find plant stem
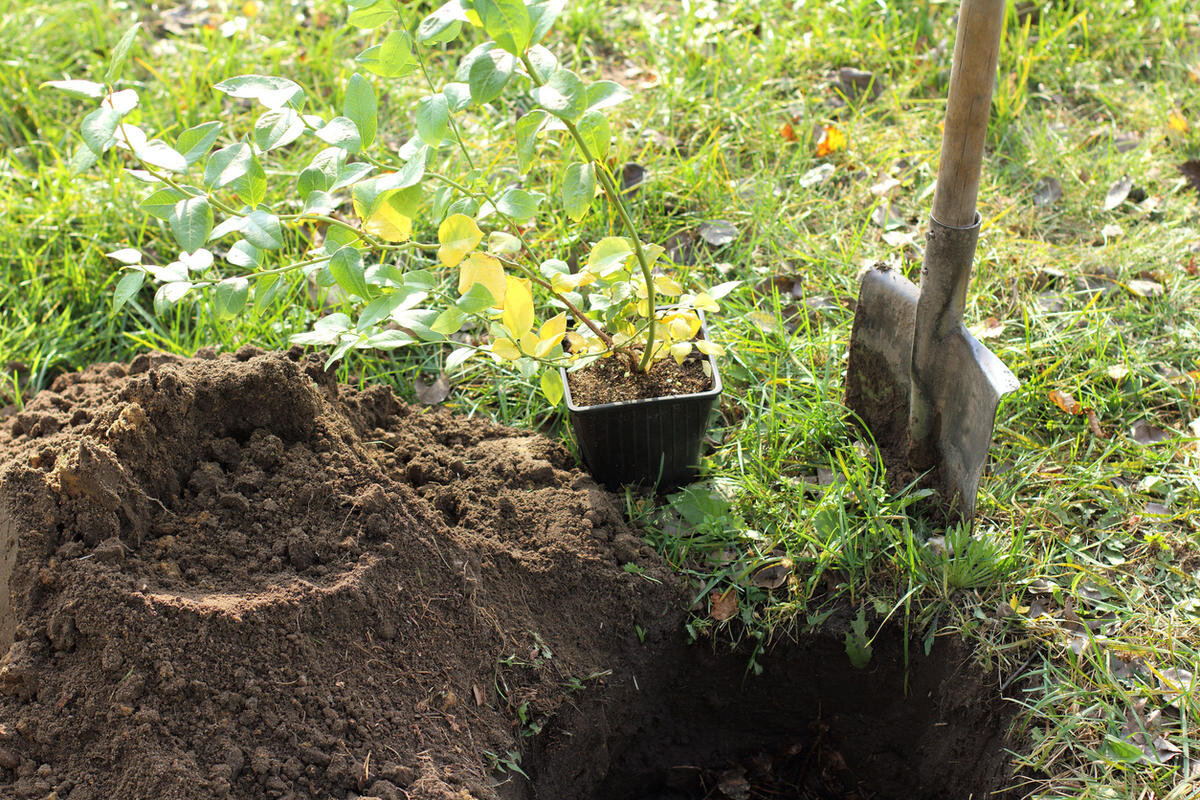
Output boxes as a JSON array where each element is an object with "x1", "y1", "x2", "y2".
[{"x1": 519, "y1": 52, "x2": 658, "y2": 372}]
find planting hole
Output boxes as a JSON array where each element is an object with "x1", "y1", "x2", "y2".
[{"x1": 517, "y1": 627, "x2": 1016, "y2": 800}]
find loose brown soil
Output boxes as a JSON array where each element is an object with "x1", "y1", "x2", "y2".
[
  {"x1": 565, "y1": 356, "x2": 711, "y2": 407},
  {"x1": 0, "y1": 348, "x2": 682, "y2": 800},
  {"x1": 0, "y1": 348, "x2": 1017, "y2": 800}
]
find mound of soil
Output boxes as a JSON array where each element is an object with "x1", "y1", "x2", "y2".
[{"x1": 0, "y1": 348, "x2": 682, "y2": 800}]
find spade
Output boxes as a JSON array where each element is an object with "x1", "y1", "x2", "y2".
[{"x1": 844, "y1": 0, "x2": 1018, "y2": 522}]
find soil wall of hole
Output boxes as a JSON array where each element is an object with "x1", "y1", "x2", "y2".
[{"x1": 514, "y1": 623, "x2": 1020, "y2": 800}]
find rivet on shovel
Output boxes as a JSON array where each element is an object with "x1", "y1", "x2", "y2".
[{"x1": 845, "y1": 0, "x2": 1019, "y2": 522}]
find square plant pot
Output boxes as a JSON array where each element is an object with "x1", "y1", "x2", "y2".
[{"x1": 560, "y1": 316, "x2": 722, "y2": 492}]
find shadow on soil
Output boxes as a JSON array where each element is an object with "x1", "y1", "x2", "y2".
[{"x1": 511, "y1": 624, "x2": 1018, "y2": 800}]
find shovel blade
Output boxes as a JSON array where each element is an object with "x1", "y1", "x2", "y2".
[
  {"x1": 845, "y1": 265, "x2": 1018, "y2": 522},
  {"x1": 845, "y1": 266, "x2": 918, "y2": 459}
]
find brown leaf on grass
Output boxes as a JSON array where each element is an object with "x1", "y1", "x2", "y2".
[
  {"x1": 1106, "y1": 365, "x2": 1130, "y2": 382},
  {"x1": 1086, "y1": 409, "x2": 1109, "y2": 439},
  {"x1": 709, "y1": 588, "x2": 738, "y2": 622},
  {"x1": 698, "y1": 220, "x2": 738, "y2": 247},
  {"x1": 1127, "y1": 279, "x2": 1165, "y2": 298},
  {"x1": 1180, "y1": 160, "x2": 1200, "y2": 195},
  {"x1": 749, "y1": 559, "x2": 793, "y2": 590},
  {"x1": 1049, "y1": 389, "x2": 1083, "y2": 415},
  {"x1": 414, "y1": 374, "x2": 451, "y2": 405},
  {"x1": 1130, "y1": 421, "x2": 1170, "y2": 445},
  {"x1": 1104, "y1": 176, "x2": 1133, "y2": 210},
  {"x1": 798, "y1": 163, "x2": 835, "y2": 188},
  {"x1": 832, "y1": 67, "x2": 885, "y2": 105},
  {"x1": 1033, "y1": 176, "x2": 1063, "y2": 207},
  {"x1": 969, "y1": 317, "x2": 1006, "y2": 339},
  {"x1": 472, "y1": 684, "x2": 486, "y2": 707},
  {"x1": 779, "y1": 121, "x2": 798, "y2": 142}
]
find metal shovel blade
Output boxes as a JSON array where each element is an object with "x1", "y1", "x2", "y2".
[{"x1": 845, "y1": 263, "x2": 1018, "y2": 521}]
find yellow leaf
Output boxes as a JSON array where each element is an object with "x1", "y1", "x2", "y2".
[
  {"x1": 565, "y1": 331, "x2": 587, "y2": 354},
  {"x1": 463, "y1": 8, "x2": 482, "y2": 26},
  {"x1": 241, "y1": 1, "x2": 259, "y2": 17},
  {"x1": 362, "y1": 202, "x2": 412, "y2": 243},
  {"x1": 654, "y1": 275, "x2": 683, "y2": 296},
  {"x1": 538, "y1": 312, "x2": 567, "y2": 345},
  {"x1": 550, "y1": 271, "x2": 593, "y2": 293},
  {"x1": 520, "y1": 330, "x2": 539, "y2": 354},
  {"x1": 491, "y1": 338, "x2": 521, "y2": 361},
  {"x1": 667, "y1": 316, "x2": 694, "y2": 341},
  {"x1": 816, "y1": 123, "x2": 847, "y2": 157},
  {"x1": 663, "y1": 310, "x2": 702, "y2": 339},
  {"x1": 669, "y1": 341, "x2": 692, "y2": 364},
  {"x1": 695, "y1": 339, "x2": 724, "y2": 357},
  {"x1": 1168, "y1": 109, "x2": 1190, "y2": 134},
  {"x1": 438, "y1": 214, "x2": 484, "y2": 268},
  {"x1": 501, "y1": 275, "x2": 534, "y2": 336},
  {"x1": 691, "y1": 292, "x2": 719, "y2": 312},
  {"x1": 458, "y1": 252, "x2": 506, "y2": 305}
]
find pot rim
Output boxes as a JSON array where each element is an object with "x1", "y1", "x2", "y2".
[{"x1": 560, "y1": 311, "x2": 723, "y2": 413}]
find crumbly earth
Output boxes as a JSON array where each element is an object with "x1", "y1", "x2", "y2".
[
  {"x1": 0, "y1": 347, "x2": 682, "y2": 800},
  {"x1": 565, "y1": 355, "x2": 711, "y2": 407}
]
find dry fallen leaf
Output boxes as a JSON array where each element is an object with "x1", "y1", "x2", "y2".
[
  {"x1": 472, "y1": 684, "x2": 486, "y2": 707},
  {"x1": 1127, "y1": 279, "x2": 1165, "y2": 298},
  {"x1": 798, "y1": 163, "x2": 835, "y2": 188},
  {"x1": 1086, "y1": 409, "x2": 1109, "y2": 439},
  {"x1": 1130, "y1": 420, "x2": 1170, "y2": 445},
  {"x1": 969, "y1": 317, "x2": 1006, "y2": 339},
  {"x1": 1104, "y1": 176, "x2": 1133, "y2": 210},
  {"x1": 815, "y1": 123, "x2": 847, "y2": 157},
  {"x1": 749, "y1": 559, "x2": 792, "y2": 590},
  {"x1": 698, "y1": 220, "x2": 738, "y2": 248},
  {"x1": 414, "y1": 373, "x2": 451, "y2": 405},
  {"x1": 716, "y1": 767, "x2": 750, "y2": 800},
  {"x1": 709, "y1": 588, "x2": 738, "y2": 622},
  {"x1": 1167, "y1": 109, "x2": 1190, "y2": 134},
  {"x1": 1033, "y1": 176, "x2": 1063, "y2": 208},
  {"x1": 779, "y1": 121, "x2": 798, "y2": 142},
  {"x1": 1049, "y1": 389, "x2": 1084, "y2": 415},
  {"x1": 1106, "y1": 365, "x2": 1130, "y2": 382}
]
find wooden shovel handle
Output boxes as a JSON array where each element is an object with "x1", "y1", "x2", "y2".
[{"x1": 932, "y1": 0, "x2": 1006, "y2": 228}]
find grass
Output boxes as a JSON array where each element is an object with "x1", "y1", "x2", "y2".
[{"x1": 3, "y1": 0, "x2": 1200, "y2": 797}]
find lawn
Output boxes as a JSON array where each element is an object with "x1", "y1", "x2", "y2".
[{"x1": 2, "y1": 0, "x2": 1199, "y2": 797}]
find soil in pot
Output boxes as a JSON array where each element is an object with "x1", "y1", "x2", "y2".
[
  {"x1": 565, "y1": 355, "x2": 711, "y2": 407},
  {"x1": 0, "y1": 348, "x2": 684, "y2": 800}
]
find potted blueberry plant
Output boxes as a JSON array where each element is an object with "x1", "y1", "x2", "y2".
[{"x1": 53, "y1": 0, "x2": 738, "y2": 489}]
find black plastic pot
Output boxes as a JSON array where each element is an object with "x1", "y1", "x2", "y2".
[{"x1": 560, "y1": 317, "x2": 722, "y2": 492}]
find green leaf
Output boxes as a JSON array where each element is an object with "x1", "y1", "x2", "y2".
[
  {"x1": 358, "y1": 31, "x2": 417, "y2": 78},
  {"x1": 254, "y1": 273, "x2": 282, "y2": 309},
  {"x1": 445, "y1": 347, "x2": 474, "y2": 370},
  {"x1": 474, "y1": 0, "x2": 532, "y2": 55},
  {"x1": 561, "y1": 162, "x2": 595, "y2": 222},
  {"x1": 42, "y1": 79, "x2": 106, "y2": 99},
  {"x1": 291, "y1": 313, "x2": 352, "y2": 345},
  {"x1": 210, "y1": 215, "x2": 246, "y2": 241},
  {"x1": 515, "y1": 109, "x2": 547, "y2": 173},
  {"x1": 539, "y1": 369, "x2": 564, "y2": 405},
  {"x1": 112, "y1": 270, "x2": 145, "y2": 312},
  {"x1": 132, "y1": 139, "x2": 187, "y2": 173},
  {"x1": 235, "y1": 156, "x2": 267, "y2": 206},
  {"x1": 81, "y1": 107, "x2": 121, "y2": 154},
  {"x1": 576, "y1": 111, "x2": 611, "y2": 160},
  {"x1": 343, "y1": 74, "x2": 377, "y2": 148},
  {"x1": 303, "y1": 190, "x2": 337, "y2": 215},
  {"x1": 330, "y1": 161, "x2": 375, "y2": 192},
  {"x1": 496, "y1": 188, "x2": 540, "y2": 221},
  {"x1": 532, "y1": 68, "x2": 586, "y2": 120},
  {"x1": 415, "y1": 93, "x2": 450, "y2": 146},
  {"x1": 586, "y1": 236, "x2": 633, "y2": 275},
  {"x1": 155, "y1": 281, "x2": 194, "y2": 315},
  {"x1": 525, "y1": 45, "x2": 557, "y2": 83},
  {"x1": 140, "y1": 187, "x2": 188, "y2": 220},
  {"x1": 315, "y1": 116, "x2": 362, "y2": 154},
  {"x1": 528, "y1": 0, "x2": 566, "y2": 44},
  {"x1": 254, "y1": 107, "x2": 305, "y2": 151},
  {"x1": 242, "y1": 211, "x2": 283, "y2": 250},
  {"x1": 68, "y1": 143, "x2": 100, "y2": 175},
  {"x1": 204, "y1": 143, "x2": 253, "y2": 190},
  {"x1": 417, "y1": 0, "x2": 467, "y2": 43},
  {"x1": 586, "y1": 80, "x2": 632, "y2": 111},
  {"x1": 1104, "y1": 735, "x2": 1146, "y2": 764},
  {"x1": 366, "y1": 329, "x2": 418, "y2": 350},
  {"x1": 347, "y1": 0, "x2": 396, "y2": 28},
  {"x1": 442, "y1": 82, "x2": 472, "y2": 112},
  {"x1": 844, "y1": 607, "x2": 873, "y2": 669},
  {"x1": 298, "y1": 166, "x2": 329, "y2": 197},
  {"x1": 213, "y1": 74, "x2": 304, "y2": 109},
  {"x1": 105, "y1": 22, "x2": 141, "y2": 84},
  {"x1": 213, "y1": 277, "x2": 250, "y2": 320},
  {"x1": 175, "y1": 122, "x2": 222, "y2": 165},
  {"x1": 226, "y1": 240, "x2": 261, "y2": 267},
  {"x1": 468, "y1": 47, "x2": 516, "y2": 105},
  {"x1": 456, "y1": 282, "x2": 496, "y2": 313},
  {"x1": 169, "y1": 197, "x2": 214, "y2": 253},
  {"x1": 431, "y1": 306, "x2": 467, "y2": 335},
  {"x1": 329, "y1": 246, "x2": 370, "y2": 299}
]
